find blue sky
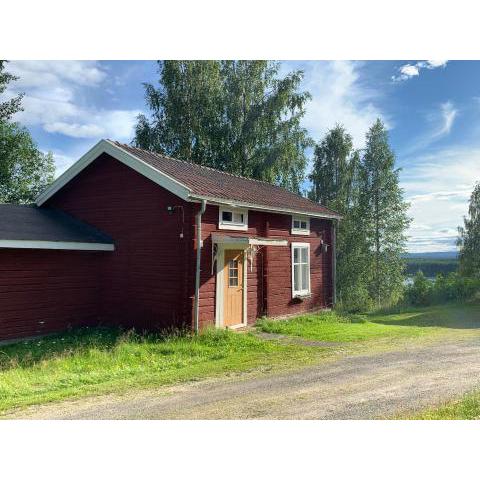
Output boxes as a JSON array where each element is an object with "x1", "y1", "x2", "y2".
[{"x1": 3, "y1": 60, "x2": 479, "y2": 253}]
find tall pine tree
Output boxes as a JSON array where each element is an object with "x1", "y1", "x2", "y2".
[
  {"x1": 358, "y1": 119, "x2": 410, "y2": 306},
  {"x1": 134, "y1": 60, "x2": 312, "y2": 192},
  {"x1": 458, "y1": 183, "x2": 480, "y2": 278}
]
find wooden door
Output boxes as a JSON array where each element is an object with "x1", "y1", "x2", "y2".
[{"x1": 223, "y1": 249, "x2": 244, "y2": 326}]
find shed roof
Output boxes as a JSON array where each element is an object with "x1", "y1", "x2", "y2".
[{"x1": 0, "y1": 204, "x2": 114, "y2": 251}]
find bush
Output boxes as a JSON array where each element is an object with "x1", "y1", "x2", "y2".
[
  {"x1": 405, "y1": 271, "x2": 480, "y2": 307},
  {"x1": 406, "y1": 271, "x2": 432, "y2": 306},
  {"x1": 338, "y1": 284, "x2": 374, "y2": 313}
]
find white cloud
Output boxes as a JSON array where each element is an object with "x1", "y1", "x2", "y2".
[
  {"x1": 4, "y1": 61, "x2": 140, "y2": 141},
  {"x1": 401, "y1": 146, "x2": 480, "y2": 252},
  {"x1": 436, "y1": 101, "x2": 457, "y2": 136},
  {"x1": 399, "y1": 64, "x2": 420, "y2": 78},
  {"x1": 44, "y1": 122, "x2": 105, "y2": 138},
  {"x1": 6, "y1": 61, "x2": 107, "y2": 88},
  {"x1": 392, "y1": 60, "x2": 448, "y2": 82},
  {"x1": 292, "y1": 61, "x2": 387, "y2": 151},
  {"x1": 401, "y1": 101, "x2": 458, "y2": 156}
]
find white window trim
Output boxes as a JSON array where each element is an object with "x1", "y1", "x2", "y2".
[
  {"x1": 218, "y1": 207, "x2": 248, "y2": 231},
  {"x1": 291, "y1": 242, "x2": 311, "y2": 298},
  {"x1": 291, "y1": 215, "x2": 310, "y2": 235}
]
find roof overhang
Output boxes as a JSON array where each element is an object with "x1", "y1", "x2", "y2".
[
  {"x1": 35, "y1": 139, "x2": 341, "y2": 220},
  {"x1": 191, "y1": 195, "x2": 341, "y2": 220},
  {"x1": 212, "y1": 233, "x2": 288, "y2": 247},
  {"x1": 0, "y1": 240, "x2": 115, "y2": 251}
]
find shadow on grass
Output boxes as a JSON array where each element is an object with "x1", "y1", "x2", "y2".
[
  {"x1": 368, "y1": 304, "x2": 480, "y2": 330},
  {"x1": 0, "y1": 326, "x2": 187, "y2": 371}
]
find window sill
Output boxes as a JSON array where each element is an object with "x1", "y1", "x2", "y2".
[
  {"x1": 291, "y1": 230, "x2": 310, "y2": 236},
  {"x1": 218, "y1": 223, "x2": 249, "y2": 231},
  {"x1": 293, "y1": 292, "x2": 311, "y2": 300}
]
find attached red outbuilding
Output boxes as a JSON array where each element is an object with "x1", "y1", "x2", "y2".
[{"x1": 0, "y1": 140, "x2": 340, "y2": 341}]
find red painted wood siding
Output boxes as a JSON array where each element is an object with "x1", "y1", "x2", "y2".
[
  {"x1": 196, "y1": 205, "x2": 333, "y2": 329},
  {"x1": 0, "y1": 250, "x2": 102, "y2": 342},
  {"x1": 263, "y1": 215, "x2": 333, "y2": 318},
  {"x1": 47, "y1": 153, "x2": 194, "y2": 331}
]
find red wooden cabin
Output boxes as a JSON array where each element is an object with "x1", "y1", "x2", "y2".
[{"x1": 0, "y1": 140, "x2": 340, "y2": 341}]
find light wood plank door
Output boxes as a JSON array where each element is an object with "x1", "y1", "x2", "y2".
[{"x1": 223, "y1": 249, "x2": 244, "y2": 326}]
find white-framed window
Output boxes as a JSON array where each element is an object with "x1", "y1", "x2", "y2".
[
  {"x1": 291, "y1": 216, "x2": 310, "y2": 235},
  {"x1": 219, "y1": 207, "x2": 248, "y2": 231},
  {"x1": 291, "y1": 242, "x2": 311, "y2": 297}
]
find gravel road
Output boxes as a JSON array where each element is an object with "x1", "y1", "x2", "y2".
[{"x1": 6, "y1": 335, "x2": 480, "y2": 420}]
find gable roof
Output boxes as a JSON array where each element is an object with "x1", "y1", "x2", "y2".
[
  {"x1": 0, "y1": 204, "x2": 114, "y2": 251},
  {"x1": 36, "y1": 139, "x2": 340, "y2": 219}
]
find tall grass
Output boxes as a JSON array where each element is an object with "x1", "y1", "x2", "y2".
[{"x1": 0, "y1": 326, "x2": 316, "y2": 413}]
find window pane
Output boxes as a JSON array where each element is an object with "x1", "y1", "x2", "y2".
[
  {"x1": 293, "y1": 247, "x2": 299, "y2": 263},
  {"x1": 233, "y1": 212, "x2": 244, "y2": 224},
  {"x1": 293, "y1": 219, "x2": 300, "y2": 229},
  {"x1": 228, "y1": 259, "x2": 239, "y2": 287},
  {"x1": 293, "y1": 264, "x2": 300, "y2": 291},
  {"x1": 301, "y1": 264, "x2": 308, "y2": 291},
  {"x1": 300, "y1": 221, "x2": 307, "y2": 230},
  {"x1": 222, "y1": 211, "x2": 233, "y2": 222},
  {"x1": 301, "y1": 247, "x2": 308, "y2": 264}
]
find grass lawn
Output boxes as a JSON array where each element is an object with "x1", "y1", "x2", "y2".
[
  {"x1": 1, "y1": 303, "x2": 479, "y2": 415},
  {"x1": 405, "y1": 390, "x2": 480, "y2": 420},
  {"x1": 257, "y1": 304, "x2": 480, "y2": 343},
  {"x1": 0, "y1": 328, "x2": 321, "y2": 414}
]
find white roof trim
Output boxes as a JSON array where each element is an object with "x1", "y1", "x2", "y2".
[
  {"x1": 0, "y1": 240, "x2": 115, "y2": 251},
  {"x1": 36, "y1": 139, "x2": 192, "y2": 206},
  {"x1": 212, "y1": 233, "x2": 288, "y2": 247},
  {"x1": 191, "y1": 195, "x2": 341, "y2": 220}
]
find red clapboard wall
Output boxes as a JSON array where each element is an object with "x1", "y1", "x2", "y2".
[
  {"x1": 0, "y1": 249, "x2": 103, "y2": 341},
  {"x1": 194, "y1": 204, "x2": 333, "y2": 329},
  {"x1": 0, "y1": 152, "x2": 333, "y2": 341},
  {"x1": 46, "y1": 153, "x2": 195, "y2": 331}
]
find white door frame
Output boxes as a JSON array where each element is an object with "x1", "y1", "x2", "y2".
[{"x1": 215, "y1": 243, "x2": 248, "y2": 328}]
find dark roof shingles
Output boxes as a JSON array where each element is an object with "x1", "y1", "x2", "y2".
[
  {"x1": 112, "y1": 141, "x2": 339, "y2": 217},
  {"x1": 0, "y1": 204, "x2": 113, "y2": 244}
]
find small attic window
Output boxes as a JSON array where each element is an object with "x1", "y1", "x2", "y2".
[
  {"x1": 219, "y1": 207, "x2": 248, "y2": 231},
  {"x1": 291, "y1": 216, "x2": 310, "y2": 235}
]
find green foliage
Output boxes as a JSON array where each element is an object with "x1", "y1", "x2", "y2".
[
  {"x1": 0, "y1": 121, "x2": 55, "y2": 203},
  {"x1": 0, "y1": 60, "x2": 23, "y2": 122},
  {"x1": 358, "y1": 119, "x2": 411, "y2": 307},
  {"x1": 405, "y1": 271, "x2": 480, "y2": 306},
  {"x1": 337, "y1": 283, "x2": 374, "y2": 313},
  {"x1": 458, "y1": 183, "x2": 480, "y2": 278},
  {"x1": 406, "y1": 271, "x2": 432, "y2": 306},
  {"x1": 134, "y1": 60, "x2": 312, "y2": 192},
  {"x1": 0, "y1": 61, "x2": 54, "y2": 204},
  {"x1": 309, "y1": 121, "x2": 410, "y2": 312},
  {"x1": 309, "y1": 124, "x2": 355, "y2": 209},
  {"x1": 405, "y1": 258, "x2": 458, "y2": 277}
]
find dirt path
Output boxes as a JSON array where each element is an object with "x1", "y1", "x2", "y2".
[{"x1": 6, "y1": 336, "x2": 480, "y2": 419}]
